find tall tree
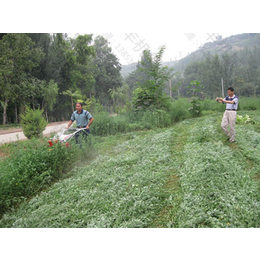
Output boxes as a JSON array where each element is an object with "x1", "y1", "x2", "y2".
[
  {"x1": 221, "y1": 53, "x2": 236, "y2": 90},
  {"x1": 132, "y1": 46, "x2": 174, "y2": 111},
  {"x1": 0, "y1": 33, "x2": 44, "y2": 124},
  {"x1": 73, "y1": 34, "x2": 96, "y2": 98},
  {"x1": 41, "y1": 80, "x2": 59, "y2": 122},
  {"x1": 93, "y1": 36, "x2": 123, "y2": 111}
]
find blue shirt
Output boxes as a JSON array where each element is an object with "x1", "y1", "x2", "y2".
[
  {"x1": 71, "y1": 109, "x2": 93, "y2": 127},
  {"x1": 224, "y1": 95, "x2": 239, "y2": 110}
]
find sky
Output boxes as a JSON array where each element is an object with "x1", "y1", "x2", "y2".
[{"x1": 71, "y1": 32, "x2": 241, "y2": 65}]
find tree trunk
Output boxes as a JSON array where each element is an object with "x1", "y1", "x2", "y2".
[
  {"x1": 32, "y1": 96, "x2": 35, "y2": 110},
  {"x1": 169, "y1": 79, "x2": 172, "y2": 100},
  {"x1": 46, "y1": 109, "x2": 48, "y2": 123},
  {"x1": 3, "y1": 98, "x2": 8, "y2": 125},
  {"x1": 15, "y1": 104, "x2": 18, "y2": 124},
  {"x1": 71, "y1": 96, "x2": 74, "y2": 113}
]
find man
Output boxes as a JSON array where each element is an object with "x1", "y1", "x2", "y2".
[
  {"x1": 67, "y1": 102, "x2": 94, "y2": 144},
  {"x1": 216, "y1": 87, "x2": 239, "y2": 143}
]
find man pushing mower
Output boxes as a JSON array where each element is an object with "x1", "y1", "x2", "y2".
[{"x1": 66, "y1": 102, "x2": 94, "y2": 145}]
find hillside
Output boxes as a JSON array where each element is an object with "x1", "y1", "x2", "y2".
[
  {"x1": 121, "y1": 33, "x2": 260, "y2": 78},
  {"x1": 120, "y1": 62, "x2": 138, "y2": 78}
]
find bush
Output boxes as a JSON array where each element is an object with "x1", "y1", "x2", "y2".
[
  {"x1": 238, "y1": 97, "x2": 260, "y2": 111},
  {"x1": 201, "y1": 99, "x2": 225, "y2": 112},
  {"x1": 91, "y1": 100, "x2": 192, "y2": 136},
  {"x1": 21, "y1": 107, "x2": 47, "y2": 139},
  {"x1": 0, "y1": 138, "x2": 91, "y2": 217},
  {"x1": 169, "y1": 99, "x2": 191, "y2": 122},
  {"x1": 91, "y1": 112, "x2": 129, "y2": 136}
]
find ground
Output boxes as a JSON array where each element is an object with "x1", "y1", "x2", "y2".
[{"x1": 0, "y1": 121, "x2": 68, "y2": 135}]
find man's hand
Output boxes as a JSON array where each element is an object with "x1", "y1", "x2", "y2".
[
  {"x1": 67, "y1": 120, "x2": 73, "y2": 129},
  {"x1": 86, "y1": 118, "x2": 94, "y2": 130}
]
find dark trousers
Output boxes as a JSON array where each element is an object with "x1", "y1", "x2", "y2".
[{"x1": 75, "y1": 129, "x2": 90, "y2": 145}]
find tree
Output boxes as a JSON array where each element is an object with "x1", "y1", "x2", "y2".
[
  {"x1": 0, "y1": 33, "x2": 44, "y2": 124},
  {"x1": 62, "y1": 89, "x2": 83, "y2": 113},
  {"x1": 221, "y1": 53, "x2": 236, "y2": 90},
  {"x1": 93, "y1": 36, "x2": 123, "y2": 111},
  {"x1": 109, "y1": 82, "x2": 130, "y2": 113},
  {"x1": 247, "y1": 49, "x2": 258, "y2": 97},
  {"x1": 21, "y1": 107, "x2": 47, "y2": 139},
  {"x1": 210, "y1": 54, "x2": 222, "y2": 98},
  {"x1": 187, "y1": 80, "x2": 204, "y2": 117},
  {"x1": 42, "y1": 80, "x2": 59, "y2": 122},
  {"x1": 132, "y1": 46, "x2": 174, "y2": 111}
]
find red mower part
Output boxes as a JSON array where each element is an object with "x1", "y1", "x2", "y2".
[{"x1": 48, "y1": 140, "x2": 53, "y2": 147}]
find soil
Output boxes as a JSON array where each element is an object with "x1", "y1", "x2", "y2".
[{"x1": 0, "y1": 150, "x2": 6, "y2": 158}]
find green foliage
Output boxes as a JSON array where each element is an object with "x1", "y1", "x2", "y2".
[
  {"x1": 169, "y1": 116, "x2": 260, "y2": 228},
  {"x1": 187, "y1": 80, "x2": 204, "y2": 117},
  {"x1": 42, "y1": 80, "x2": 59, "y2": 111},
  {"x1": 0, "y1": 138, "x2": 90, "y2": 218},
  {"x1": 91, "y1": 99, "x2": 191, "y2": 136},
  {"x1": 132, "y1": 46, "x2": 173, "y2": 111},
  {"x1": 109, "y1": 82, "x2": 130, "y2": 113},
  {"x1": 178, "y1": 36, "x2": 260, "y2": 99},
  {"x1": 93, "y1": 36, "x2": 123, "y2": 111},
  {"x1": 238, "y1": 97, "x2": 260, "y2": 110},
  {"x1": 236, "y1": 115, "x2": 255, "y2": 124},
  {"x1": 20, "y1": 107, "x2": 47, "y2": 139},
  {"x1": 0, "y1": 129, "x2": 173, "y2": 228},
  {"x1": 0, "y1": 33, "x2": 44, "y2": 124},
  {"x1": 2, "y1": 111, "x2": 260, "y2": 227}
]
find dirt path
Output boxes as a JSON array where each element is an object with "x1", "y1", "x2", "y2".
[
  {"x1": 0, "y1": 121, "x2": 68, "y2": 135},
  {"x1": 0, "y1": 122, "x2": 69, "y2": 144}
]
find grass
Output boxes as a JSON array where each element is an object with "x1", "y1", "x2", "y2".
[
  {"x1": 91, "y1": 99, "x2": 191, "y2": 137},
  {"x1": 165, "y1": 111, "x2": 260, "y2": 228},
  {"x1": 0, "y1": 124, "x2": 21, "y2": 130},
  {"x1": 0, "y1": 137, "x2": 95, "y2": 218},
  {"x1": 0, "y1": 129, "x2": 174, "y2": 228},
  {"x1": 1, "y1": 106, "x2": 260, "y2": 228}
]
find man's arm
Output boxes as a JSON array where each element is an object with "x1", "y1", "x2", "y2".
[
  {"x1": 220, "y1": 99, "x2": 235, "y2": 104},
  {"x1": 67, "y1": 120, "x2": 74, "y2": 129},
  {"x1": 86, "y1": 117, "x2": 94, "y2": 130}
]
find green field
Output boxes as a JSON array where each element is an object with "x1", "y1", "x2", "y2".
[{"x1": 1, "y1": 110, "x2": 260, "y2": 228}]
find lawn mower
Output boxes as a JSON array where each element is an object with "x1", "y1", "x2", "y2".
[{"x1": 48, "y1": 128, "x2": 86, "y2": 147}]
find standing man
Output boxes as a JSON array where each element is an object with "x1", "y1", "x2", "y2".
[
  {"x1": 216, "y1": 87, "x2": 239, "y2": 143},
  {"x1": 67, "y1": 102, "x2": 94, "y2": 144}
]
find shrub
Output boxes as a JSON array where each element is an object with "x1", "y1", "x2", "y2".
[
  {"x1": 0, "y1": 138, "x2": 91, "y2": 217},
  {"x1": 239, "y1": 97, "x2": 260, "y2": 111},
  {"x1": 169, "y1": 99, "x2": 191, "y2": 122},
  {"x1": 21, "y1": 107, "x2": 47, "y2": 139},
  {"x1": 187, "y1": 81, "x2": 204, "y2": 117}
]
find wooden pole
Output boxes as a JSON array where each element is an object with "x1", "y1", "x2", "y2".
[
  {"x1": 221, "y1": 78, "x2": 224, "y2": 97},
  {"x1": 169, "y1": 79, "x2": 172, "y2": 100}
]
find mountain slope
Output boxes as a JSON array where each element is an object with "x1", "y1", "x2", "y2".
[{"x1": 121, "y1": 33, "x2": 260, "y2": 77}]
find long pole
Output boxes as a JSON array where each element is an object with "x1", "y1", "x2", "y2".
[
  {"x1": 169, "y1": 79, "x2": 172, "y2": 100},
  {"x1": 221, "y1": 78, "x2": 224, "y2": 97}
]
